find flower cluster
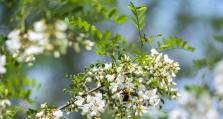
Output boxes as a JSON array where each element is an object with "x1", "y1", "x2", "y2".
[
  {"x1": 66, "y1": 49, "x2": 180, "y2": 118},
  {"x1": 35, "y1": 103, "x2": 63, "y2": 119},
  {"x1": 6, "y1": 19, "x2": 94, "y2": 64},
  {"x1": 72, "y1": 33, "x2": 95, "y2": 53},
  {"x1": 169, "y1": 91, "x2": 219, "y2": 119},
  {"x1": 75, "y1": 93, "x2": 105, "y2": 118},
  {"x1": 0, "y1": 55, "x2": 6, "y2": 74},
  {"x1": 140, "y1": 49, "x2": 180, "y2": 98},
  {"x1": 0, "y1": 99, "x2": 11, "y2": 119}
]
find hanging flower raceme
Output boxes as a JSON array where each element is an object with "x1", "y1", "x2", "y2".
[
  {"x1": 61, "y1": 49, "x2": 180, "y2": 119},
  {"x1": 6, "y1": 19, "x2": 94, "y2": 64}
]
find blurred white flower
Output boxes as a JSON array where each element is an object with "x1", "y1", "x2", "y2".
[
  {"x1": 55, "y1": 20, "x2": 67, "y2": 31},
  {"x1": 27, "y1": 30, "x2": 46, "y2": 41},
  {"x1": 169, "y1": 108, "x2": 188, "y2": 119},
  {"x1": 104, "y1": 63, "x2": 112, "y2": 70},
  {"x1": 36, "y1": 111, "x2": 44, "y2": 118},
  {"x1": 40, "y1": 103, "x2": 47, "y2": 108},
  {"x1": 0, "y1": 55, "x2": 6, "y2": 74},
  {"x1": 24, "y1": 45, "x2": 44, "y2": 55},
  {"x1": 34, "y1": 20, "x2": 47, "y2": 32},
  {"x1": 214, "y1": 60, "x2": 223, "y2": 97},
  {"x1": 53, "y1": 110, "x2": 63, "y2": 119},
  {"x1": 6, "y1": 30, "x2": 21, "y2": 54},
  {"x1": 169, "y1": 91, "x2": 219, "y2": 119},
  {"x1": 151, "y1": 48, "x2": 159, "y2": 56},
  {"x1": 83, "y1": 40, "x2": 94, "y2": 51},
  {"x1": 75, "y1": 96, "x2": 84, "y2": 106},
  {"x1": 106, "y1": 74, "x2": 115, "y2": 82},
  {"x1": 0, "y1": 99, "x2": 11, "y2": 108}
]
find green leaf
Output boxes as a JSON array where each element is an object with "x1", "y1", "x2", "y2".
[
  {"x1": 108, "y1": 8, "x2": 117, "y2": 18},
  {"x1": 128, "y1": 2, "x2": 147, "y2": 46},
  {"x1": 114, "y1": 15, "x2": 127, "y2": 24},
  {"x1": 0, "y1": 34, "x2": 7, "y2": 45},
  {"x1": 157, "y1": 36, "x2": 195, "y2": 52},
  {"x1": 214, "y1": 35, "x2": 223, "y2": 43}
]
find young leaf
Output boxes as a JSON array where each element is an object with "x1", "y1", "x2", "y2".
[
  {"x1": 157, "y1": 36, "x2": 195, "y2": 52},
  {"x1": 128, "y1": 2, "x2": 147, "y2": 47}
]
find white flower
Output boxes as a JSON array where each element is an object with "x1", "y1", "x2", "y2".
[
  {"x1": 24, "y1": 45, "x2": 44, "y2": 55},
  {"x1": 78, "y1": 93, "x2": 105, "y2": 118},
  {"x1": 36, "y1": 111, "x2": 44, "y2": 117},
  {"x1": 109, "y1": 82, "x2": 118, "y2": 93},
  {"x1": 27, "y1": 30, "x2": 45, "y2": 41},
  {"x1": 40, "y1": 103, "x2": 47, "y2": 108},
  {"x1": 104, "y1": 63, "x2": 112, "y2": 70},
  {"x1": 214, "y1": 60, "x2": 223, "y2": 97},
  {"x1": 0, "y1": 55, "x2": 6, "y2": 74},
  {"x1": 206, "y1": 109, "x2": 219, "y2": 119},
  {"x1": 55, "y1": 20, "x2": 67, "y2": 31},
  {"x1": 53, "y1": 110, "x2": 63, "y2": 119},
  {"x1": 0, "y1": 99, "x2": 11, "y2": 108},
  {"x1": 178, "y1": 91, "x2": 195, "y2": 105},
  {"x1": 55, "y1": 31, "x2": 67, "y2": 39},
  {"x1": 147, "y1": 89, "x2": 160, "y2": 106},
  {"x1": 86, "y1": 77, "x2": 92, "y2": 82},
  {"x1": 134, "y1": 104, "x2": 147, "y2": 116},
  {"x1": 34, "y1": 20, "x2": 47, "y2": 32},
  {"x1": 106, "y1": 74, "x2": 115, "y2": 82},
  {"x1": 75, "y1": 96, "x2": 84, "y2": 106},
  {"x1": 8, "y1": 29, "x2": 20, "y2": 39},
  {"x1": 6, "y1": 33, "x2": 21, "y2": 54},
  {"x1": 83, "y1": 40, "x2": 94, "y2": 51},
  {"x1": 151, "y1": 48, "x2": 158, "y2": 56},
  {"x1": 169, "y1": 108, "x2": 188, "y2": 119},
  {"x1": 164, "y1": 54, "x2": 173, "y2": 63}
]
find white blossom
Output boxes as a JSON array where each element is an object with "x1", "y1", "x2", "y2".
[
  {"x1": 105, "y1": 74, "x2": 115, "y2": 82},
  {"x1": 0, "y1": 55, "x2": 6, "y2": 74},
  {"x1": 77, "y1": 93, "x2": 105, "y2": 119},
  {"x1": 36, "y1": 111, "x2": 44, "y2": 118},
  {"x1": 55, "y1": 20, "x2": 67, "y2": 31},
  {"x1": 169, "y1": 108, "x2": 188, "y2": 119},
  {"x1": 53, "y1": 110, "x2": 63, "y2": 119},
  {"x1": 6, "y1": 30, "x2": 21, "y2": 54},
  {"x1": 24, "y1": 45, "x2": 44, "y2": 55},
  {"x1": 214, "y1": 60, "x2": 223, "y2": 97},
  {"x1": 27, "y1": 30, "x2": 46, "y2": 41},
  {"x1": 83, "y1": 40, "x2": 94, "y2": 51},
  {"x1": 34, "y1": 20, "x2": 47, "y2": 32},
  {"x1": 0, "y1": 99, "x2": 11, "y2": 118},
  {"x1": 104, "y1": 63, "x2": 112, "y2": 70}
]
